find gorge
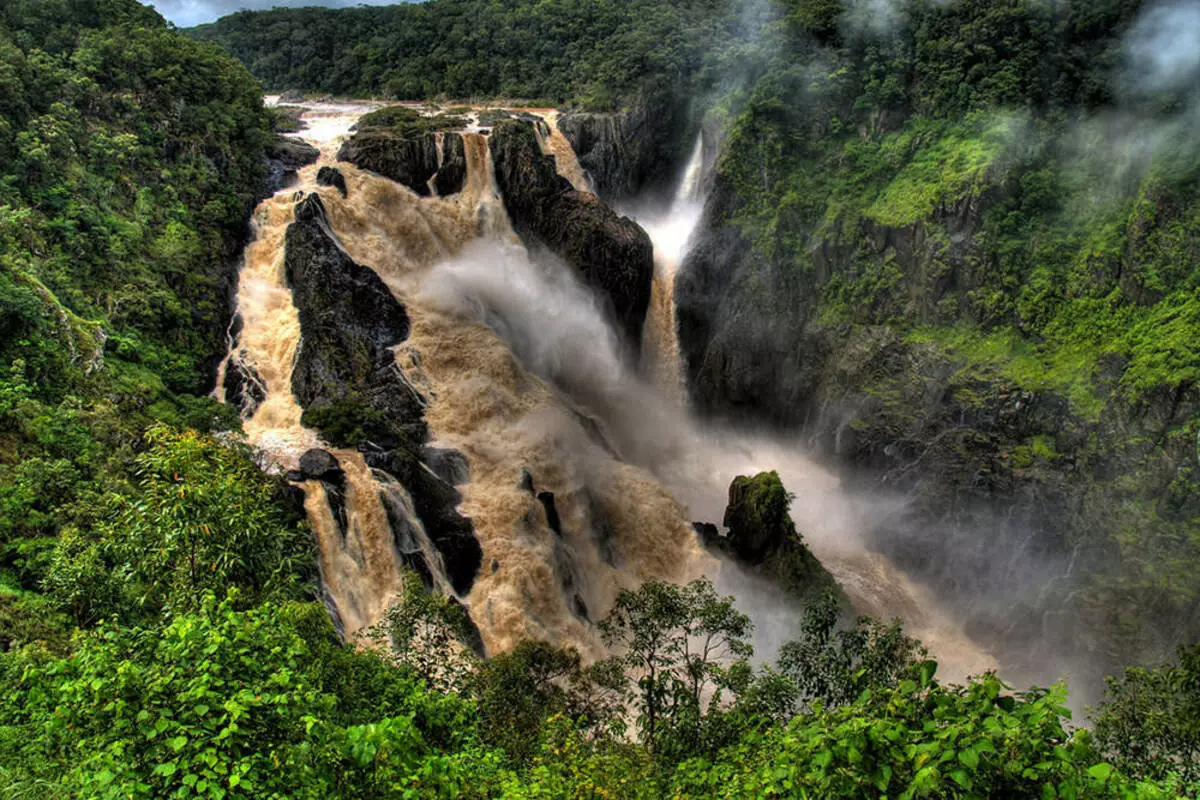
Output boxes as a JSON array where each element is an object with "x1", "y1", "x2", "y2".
[
  {"x1": 221, "y1": 98, "x2": 997, "y2": 680},
  {"x1": 3, "y1": 1, "x2": 1198, "y2": 794}
]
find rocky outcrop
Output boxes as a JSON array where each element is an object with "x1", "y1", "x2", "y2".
[
  {"x1": 286, "y1": 193, "x2": 427, "y2": 448},
  {"x1": 558, "y1": 97, "x2": 694, "y2": 204},
  {"x1": 284, "y1": 192, "x2": 482, "y2": 596},
  {"x1": 221, "y1": 351, "x2": 265, "y2": 418},
  {"x1": 489, "y1": 120, "x2": 654, "y2": 347},
  {"x1": 337, "y1": 131, "x2": 467, "y2": 197},
  {"x1": 702, "y1": 472, "x2": 837, "y2": 602},
  {"x1": 266, "y1": 135, "x2": 319, "y2": 192},
  {"x1": 432, "y1": 133, "x2": 467, "y2": 196},
  {"x1": 316, "y1": 166, "x2": 347, "y2": 197}
]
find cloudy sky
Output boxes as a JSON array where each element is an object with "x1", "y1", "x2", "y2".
[{"x1": 148, "y1": 1, "x2": 414, "y2": 28}]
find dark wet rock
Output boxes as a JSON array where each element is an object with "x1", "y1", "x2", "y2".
[
  {"x1": 433, "y1": 133, "x2": 467, "y2": 196},
  {"x1": 286, "y1": 192, "x2": 427, "y2": 450},
  {"x1": 692, "y1": 521, "x2": 720, "y2": 548},
  {"x1": 491, "y1": 559, "x2": 500, "y2": 573},
  {"x1": 365, "y1": 447, "x2": 482, "y2": 597},
  {"x1": 338, "y1": 131, "x2": 438, "y2": 196},
  {"x1": 285, "y1": 191, "x2": 482, "y2": 597},
  {"x1": 558, "y1": 97, "x2": 695, "y2": 204},
  {"x1": 317, "y1": 166, "x2": 348, "y2": 197},
  {"x1": 489, "y1": 120, "x2": 654, "y2": 346},
  {"x1": 538, "y1": 491, "x2": 563, "y2": 536},
  {"x1": 422, "y1": 446, "x2": 470, "y2": 486},
  {"x1": 708, "y1": 472, "x2": 837, "y2": 601},
  {"x1": 572, "y1": 594, "x2": 590, "y2": 621},
  {"x1": 519, "y1": 469, "x2": 536, "y2": 494},
  {"x1": 266, "y1": 135, "x2": 319, "y2": 192},
  {"x1": 286, "y1": 470, "x2": 306, "y2": 482},
  {"x1": 270, "y1": 135, "x2": 319, "y2": 169},
  {"x1": 221, "y1": 354, "x2": 266, "y2": 417},
  {"x1": 300, "y1": 448, "x2": 343, "y2": 483}
]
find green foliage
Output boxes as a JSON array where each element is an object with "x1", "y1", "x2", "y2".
[
  {"x1": 778, "y1": 590, "x2": 926, "y2": 710},
  {"x1": 355, "y1": 106, "x2": 468, "y2": 135},
  {"x1": 1093, "y1": 643, "x2": 1200, "y2": 787},
  {"x1": 43, "y1": 426, "x2": 314, "y2": 626},
  {"x1": 0, "y1": 0, "x2": 282, "y2": 650},
  {"x1": 670, "y1": 672, "x2": 1163, "y2": 798},
  {"x1": 599, "y1": 577, "x2": 753, "y2": 759},
  {"x1": 369, "y1": 569, "x2": 479, "y2": 692},
  {"x1": 469, "y1": 640, "x2": 627, "y2": 764},
  {"x1": 191, "y1": 0, "x2": 738, "y2": 109},
  {"x1": 0, "y1": 593, "x2": 501, "y2": 799}
]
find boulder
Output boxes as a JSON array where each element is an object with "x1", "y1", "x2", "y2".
[
  {"x1": 299, "y1": 448, "x2": 343, "y2": 482},
  {"x1": 317, "y1": 166, "x2": 348, "y2": 197},
  {"x1": 266, "y1": 135, "x2": 319, "y2": 193},
  {"x1": 489, "y1": 120, "x2": 654, "y2": 347},
  {"x1": 337, "y1": 131, "x2": 439, "y2": 196},
  {"x1": 278, "y1": 89, "x2": 305, "y2": 103}
]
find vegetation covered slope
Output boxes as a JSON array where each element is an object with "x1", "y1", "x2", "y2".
[
  {"x1": 0, "y1": 0, "x2": 290, "y2": 646},
  {"x1": 188, "y1": 0, "x2": 733, "y2": 109},
  {"x1": 676, "y1": 0, "x2": 1200, "y2": 684}
]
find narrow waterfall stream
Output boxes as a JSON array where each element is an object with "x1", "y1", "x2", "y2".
[{"x1": 221, "y1": 99, "x2": 995, "y2": 680}]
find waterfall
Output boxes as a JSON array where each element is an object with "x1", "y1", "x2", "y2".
[
  {"x1": 637, "y1": 132, "x2": 707, "y2": 401},
  {"x1": 220, "y1": 101, "x2": 995, "y2": 680},
  {"x1": 676, "y1": 133, "x2": 706, "y2": 206}
]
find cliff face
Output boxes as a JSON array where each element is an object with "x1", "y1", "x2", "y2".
[
  {"x1": 337, "y1": 130, "x2": 467, "y2": 197},
  {"x1": 489, "y1": 120, "x2": 654, "y2": 348},
  {"x1": 558, "y1": 94, "x2": 696, "y2": 204},
  {"x1": 677, "y1": 107, "x2": 1200, "y2": 679}
]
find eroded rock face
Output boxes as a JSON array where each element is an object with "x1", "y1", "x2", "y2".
[
  {"x1": 286, "y1": 192, "x2": 427, "y2": 449},
  {"x1": 284, "y1": 192, "x2": 482, "y2": 595},
  {"x1": 489, "y1": 120, "x2": 654, "y2": 347},
  {"x1": 558, "y1": 99, "x2": 693, "y2": 204},
  {"x1": 338, "y1": 131, "x2": 437, "y2": 195},
  {"x1": 433, "y1": 133, "x2": 467, "y2": 196},
  {"x1": 337, "y1": 131, "x2": 468, "y2": 197}
]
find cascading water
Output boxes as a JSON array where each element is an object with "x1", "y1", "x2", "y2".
[{"x1": 220, "y1": 99, "x2": 995, "y2": 681}]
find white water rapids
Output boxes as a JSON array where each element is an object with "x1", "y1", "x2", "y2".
[{"x1": 221, "y1": 99, "x2": 996, "y2": 680}]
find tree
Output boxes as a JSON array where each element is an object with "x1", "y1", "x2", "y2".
[
  {"x1": 778, "y1": 589, "x2": 925, "y2": 711},
  {"x1": 469, "y1": 640, "x2": 627, "y2": 764},
  {"x1": 599, "y1": 577, "x2": 752, "y2": 755},
  {"x1": 44, "y1": 426, "x2": 313, "y2": 624},
  {"x1": 370, "y1": 569, "x2": 480, "y2": 693},
  {"x1": 1092, "y1": 642, "x2": 1200, "y2": 787}
]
